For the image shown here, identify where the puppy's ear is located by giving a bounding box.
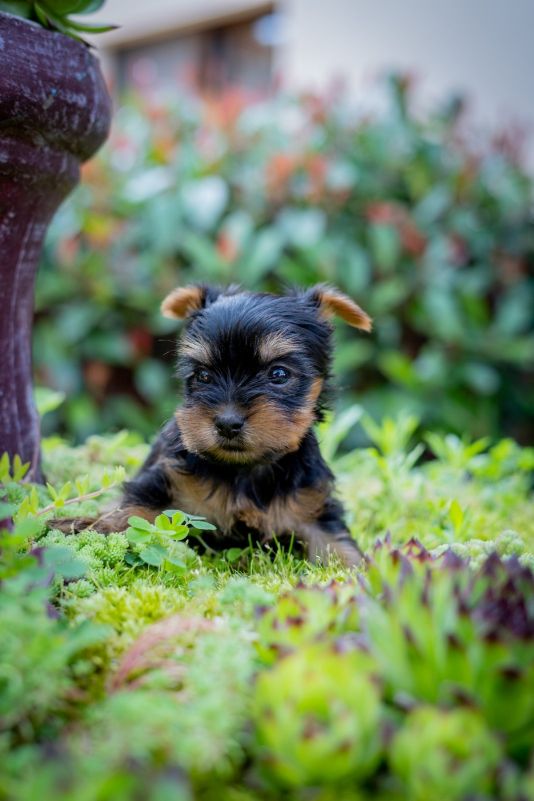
[161,284,242,320]
[306,284,372,331]
[161,284,215,319]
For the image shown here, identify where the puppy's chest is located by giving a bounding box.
[168,470,325,536]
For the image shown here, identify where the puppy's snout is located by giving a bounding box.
[215,412,245,440]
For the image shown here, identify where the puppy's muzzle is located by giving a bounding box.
[214,411,245,440]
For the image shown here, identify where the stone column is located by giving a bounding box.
[0,12,111,482]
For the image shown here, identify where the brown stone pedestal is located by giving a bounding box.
[0,11,111,482]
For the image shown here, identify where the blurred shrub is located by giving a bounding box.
[37,76,534,441]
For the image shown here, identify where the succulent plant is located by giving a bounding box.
[363,544,534,758]
[0,1,115,41]
[390,706,502,800]
[252,643,382,788]
[255,582,361,665]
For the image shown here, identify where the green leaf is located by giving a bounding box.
[11,455,30,482]
[34,387,66,418]
[154,514,172,531]
[124,551,143,566]
[317,405,364,463]
[43,546,86,579]
[378,352,419,388]
[139,544,166,567]
[164,553,186,569]
[0,452,10,481]
[77,0,107,12]
[14,518,43,538]
[34,3,52,27]
[41,0,91,14]
[180,231,227,281]
[60,17,117,33]
[46,483,59,502]
[127,516,154,531]
[0,2,32,18]
[15,487,41,519]
[169,525,190,541]
[75,476,90,496]
[238,227,285,285]
[225,548,245,563]
[58,482,72,501]
[163,509,185,522]
[0,502,16,520]
[449,500,464,531]
[368,223,400,271]
[192,520,217,531]
[126,527,151,545]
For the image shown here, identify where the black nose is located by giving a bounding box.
[215,412,245,440]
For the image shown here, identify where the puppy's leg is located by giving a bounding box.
[303,526,364,567]
[298,498,365,568]
[50,516,105,534]
[91,461,175,532]
[50,460,173,534]
[49,505,159,534]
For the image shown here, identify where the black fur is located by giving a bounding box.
[125,422,336,512]
[176,286,334,421]
[117,284,365,564]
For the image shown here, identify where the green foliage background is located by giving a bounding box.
[37,77,534,442]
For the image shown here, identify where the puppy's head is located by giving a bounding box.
[162,284,371,464]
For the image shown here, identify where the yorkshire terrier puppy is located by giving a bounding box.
[62,284,372,566]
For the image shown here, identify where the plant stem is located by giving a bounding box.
[37,486,113,517]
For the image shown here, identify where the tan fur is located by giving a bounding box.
[161,285,205,319]
[257,332,298,363]
[247,378,323,457]
[51,473,362,566]
[247,400,305,455]
[178,336,213,364]
[161,462,362,566]
[301,523,364,567]
[176,378,323,463]
[93,505,159,532]
[163,462,325,534]
[239,485,327,533]
[314,285,372,331]
[175,406,222,457]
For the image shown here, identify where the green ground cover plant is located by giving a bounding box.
[1,410,533,800]
[37,77,534,443]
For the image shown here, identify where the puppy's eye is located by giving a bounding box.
[195,368,212,384]
[268,366,290,385]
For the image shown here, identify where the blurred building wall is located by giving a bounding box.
[94,0,273,46]
[92,0,276,93]
[92,0,534,161]
[282,0,534,141]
